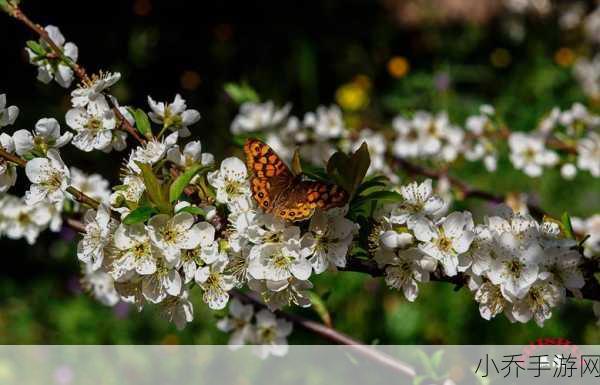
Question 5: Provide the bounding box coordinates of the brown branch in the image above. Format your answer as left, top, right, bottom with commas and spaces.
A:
66, 218, 86, 233
6, 3, 146, 145
342, 257, 600, 302
0, 147, 27, 167
230, 289, 417, 378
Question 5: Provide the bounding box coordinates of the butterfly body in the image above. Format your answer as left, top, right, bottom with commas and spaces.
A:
244, 138, 348, 222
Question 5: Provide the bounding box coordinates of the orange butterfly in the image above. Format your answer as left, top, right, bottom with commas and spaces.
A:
244, 138, 349, 222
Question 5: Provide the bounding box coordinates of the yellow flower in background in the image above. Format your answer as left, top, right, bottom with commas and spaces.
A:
490, 48, 511, 68
554, 47, 576, 68
335, 76, 370, 111
387, 56, 410, 78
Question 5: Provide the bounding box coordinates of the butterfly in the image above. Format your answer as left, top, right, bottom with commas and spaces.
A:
244, 138, 349, 222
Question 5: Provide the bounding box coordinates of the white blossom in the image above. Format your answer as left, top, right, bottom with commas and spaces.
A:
66, 98, 118, 152
0, 94, 19, 128
159, 289, 194, 330
166, 140, 214, 168
141, 257, 182, 304
195, 259, 235, 310
375, 247, 433, 302
111, 223, 162, 280
70, 167, 110, 205
252, 309, 292, 359
147, 212, 205, 264
0, 134, 18, 192
487, 232, 542, 299
13, 118, 72, 156
304, 105, 345, 140
231, 101, 290, 134
148, 94, 200, 137
389, 179, 445, 228
71, 72, 121, 108
508, 133, 558, 177
207, 157, 251, 207
24, 149, 70, 205
577, 132, 600, 177
510, 279, 564, 327
302, 209, 356, 273
217, 298, 255, 347
129, 132, 178, 172
81, 263, 120, 306
77, 205, 117, 271
414, 212, 475, 276
26, 26, 78, 88
180, 221, 223, 283
1, 195, 51, 244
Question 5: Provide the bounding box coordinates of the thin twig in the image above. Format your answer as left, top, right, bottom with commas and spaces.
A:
230, 289, 417, 378
6, 3, 146, 145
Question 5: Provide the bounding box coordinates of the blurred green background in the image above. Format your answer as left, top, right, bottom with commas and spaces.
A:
0, 0, 599, 344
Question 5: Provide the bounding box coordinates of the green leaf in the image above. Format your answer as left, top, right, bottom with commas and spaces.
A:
355, 175, 389, 196
308, 292, 332, 327
130, 108, 152, 138
291, 148, 302, 176
123, 206, 157, 225
326, 142, 371, 197
169, 164, 205, 203
136, 161, 171, 213
176, 205, 206, 216
26, 40, 46, 56
224, 82, 260, 104
561, 212, 575, 239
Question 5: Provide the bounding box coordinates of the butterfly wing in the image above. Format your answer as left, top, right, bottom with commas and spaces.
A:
244, 138, 349, 221
273, 181, 349, 222
244, 138, 293, 212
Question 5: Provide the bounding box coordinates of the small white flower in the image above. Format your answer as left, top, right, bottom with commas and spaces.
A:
303, 209, 356, 273
472, 280, 509, 321
487, 232, 542, 299
375, 247, 432, 302
129, 132, 178, 172
13, 118, 72, 156
510, 279, 564, 327
180, 221, 223, 283
508, 133, 558, 177
560, 163, 577, 180
231, 101, 291, 134
0, 94, 19, 128
147, 212, 205, 263
148, 94, 200, 137
77, 205, 117, 271
166, 140, 214, 168
390, 179, 445, 228
217, 298, 255, 347
26, 26, 78, 88
415, 212, 475, 277
141, 258, 182, 304
253, 309, 292, 358
543, 246, 584, 292
81, 263, 120, 306
110, 172, 146, 209
577, 132, 600, 177
195, 259, 235, 310
379, 230, 415, 250
1, 195, 51, 244
24, 149, 70, 205
160, 289, 194, 330
70, 167, 110, 205
249, 277, 313, 310
71, 72, 121, 108
304, 105, 345, 139
66, 97, 118, 152
207, 157, 251, 207
111, 223, 162, 279
0, 134, 18, 193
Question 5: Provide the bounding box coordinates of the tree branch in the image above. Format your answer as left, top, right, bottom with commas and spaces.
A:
229, 289, 417, 378
6, 3, 146, 145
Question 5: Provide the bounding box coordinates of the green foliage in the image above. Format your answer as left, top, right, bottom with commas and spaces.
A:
224, 82, 260, 104
25, 40, 45, 56
308, 291, 332, 327
176, 205, 206, 216
129, 108, 153, 139
326, 142, 370, 196
136, 162, 171, 214
123, 206, 157, 225
169, 164, 207, 203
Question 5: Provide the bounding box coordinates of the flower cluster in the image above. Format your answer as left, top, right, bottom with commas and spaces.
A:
373, 179, 585, 327
217, 298, 293, 358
